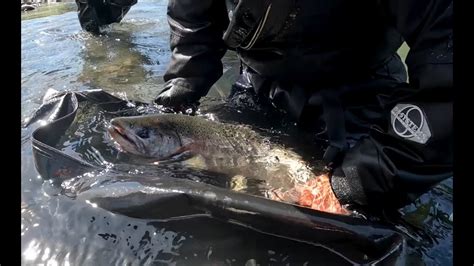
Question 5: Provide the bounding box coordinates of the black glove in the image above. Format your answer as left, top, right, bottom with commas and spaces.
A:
330, 167, 368, 207
75, 0, 136, 34
154, 78, 203, 112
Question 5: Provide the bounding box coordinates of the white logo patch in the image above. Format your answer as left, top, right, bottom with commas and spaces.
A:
390, 104, 431, 144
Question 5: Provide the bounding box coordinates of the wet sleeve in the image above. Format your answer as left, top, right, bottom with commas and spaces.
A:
163, 0, 229, 98
75, 0, 137, 34
330, 0, 453, 209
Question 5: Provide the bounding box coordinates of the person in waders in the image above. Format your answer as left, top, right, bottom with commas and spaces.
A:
75, 0, 452, 214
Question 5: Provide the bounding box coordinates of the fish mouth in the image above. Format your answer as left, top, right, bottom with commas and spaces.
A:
107, 123, 146, 155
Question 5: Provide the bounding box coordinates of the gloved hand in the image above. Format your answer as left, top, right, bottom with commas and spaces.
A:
330, 167, 368, 207
154, 78, 203, 112
76, 0, 136, 34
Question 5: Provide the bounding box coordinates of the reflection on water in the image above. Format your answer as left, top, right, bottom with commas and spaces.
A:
21, 0, 452, 265
79, 31, 150, 87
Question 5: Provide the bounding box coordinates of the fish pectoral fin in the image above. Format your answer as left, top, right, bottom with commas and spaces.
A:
230, 175, 248, 192
182, 154, 208, 169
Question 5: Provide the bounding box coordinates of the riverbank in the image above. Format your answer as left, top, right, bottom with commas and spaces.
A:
21, 2, 76, 21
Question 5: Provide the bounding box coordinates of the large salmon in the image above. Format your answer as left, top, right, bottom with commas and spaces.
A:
108, 114, 349, 215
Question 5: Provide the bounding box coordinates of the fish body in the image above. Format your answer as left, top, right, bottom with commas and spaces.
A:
108, 114, 313, 184
108, 114, 349, 215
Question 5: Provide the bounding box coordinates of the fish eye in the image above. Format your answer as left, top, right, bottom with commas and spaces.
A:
136, 128, 150, 139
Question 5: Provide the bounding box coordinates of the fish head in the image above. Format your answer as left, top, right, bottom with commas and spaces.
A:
108, 115, 186, 160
